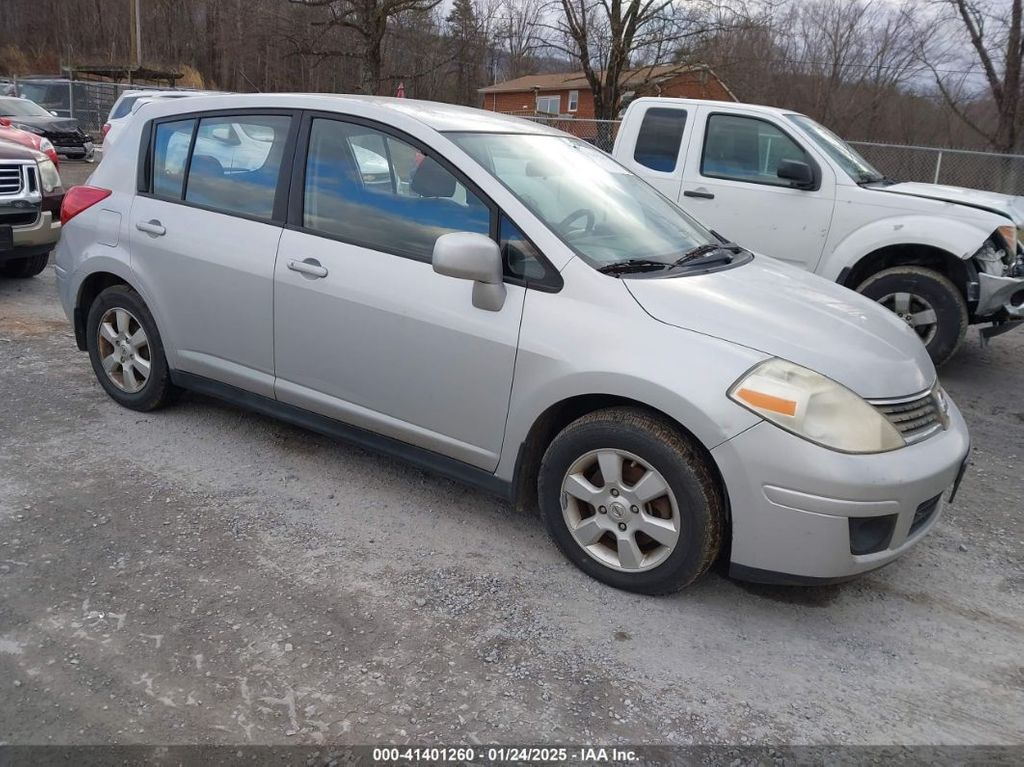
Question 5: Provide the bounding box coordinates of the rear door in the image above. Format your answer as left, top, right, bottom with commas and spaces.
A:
678, 106, 836, 270
129, 109, 297, 397
273, 114, 527, 470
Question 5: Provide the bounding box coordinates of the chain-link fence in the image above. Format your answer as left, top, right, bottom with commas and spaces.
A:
502, 112, 1024, 196
1, 77, 184, 138
847, 142, 1024, 196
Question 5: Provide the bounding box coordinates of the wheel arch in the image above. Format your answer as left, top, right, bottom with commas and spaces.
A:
510, 393, 733, 557
840, 243, 974, 305
73, 270, 135, 351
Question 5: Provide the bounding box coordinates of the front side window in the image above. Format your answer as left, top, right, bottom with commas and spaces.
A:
536, 95, 560, 114
633, 107, 687, 173
184, 114, 291, 218
303, 118, 490, 260
449, 132, 717, 271
152, 118, 195, 199
701, 114, 808, 186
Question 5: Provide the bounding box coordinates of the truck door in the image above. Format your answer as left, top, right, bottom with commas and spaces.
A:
678, 106, 836, 271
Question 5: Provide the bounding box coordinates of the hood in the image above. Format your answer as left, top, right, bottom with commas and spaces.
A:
877, 182, 1024, 226
0, 139, 44, 161
10, 115, 81, 134
625, 256, 935, 400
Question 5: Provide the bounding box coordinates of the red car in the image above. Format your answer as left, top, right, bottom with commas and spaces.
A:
0, 117, 60, 168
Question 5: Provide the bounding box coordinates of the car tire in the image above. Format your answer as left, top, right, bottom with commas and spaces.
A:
0, 253, 49, 278
86, 285, 178, 411
857, 266, 968, 366
538, 407, 723, 595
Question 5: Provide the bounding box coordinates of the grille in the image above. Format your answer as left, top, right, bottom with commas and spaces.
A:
0, 210, 38, 226
873, 390, 944, 444
0, 164, 23, 195
48, 131, 87, 146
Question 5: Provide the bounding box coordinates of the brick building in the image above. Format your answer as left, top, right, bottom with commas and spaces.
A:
478, 64, 735, 118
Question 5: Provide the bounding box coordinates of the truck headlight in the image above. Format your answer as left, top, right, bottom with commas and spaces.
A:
36, 158, 61, 194
728, 358, 905, 453
997, 224, 1018, 253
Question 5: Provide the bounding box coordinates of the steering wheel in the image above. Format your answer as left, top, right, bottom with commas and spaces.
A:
557, 208, 596, 237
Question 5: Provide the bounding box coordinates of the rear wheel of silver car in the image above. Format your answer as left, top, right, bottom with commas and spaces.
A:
538, 407, 723, 595
858, 266, 968, 366
0, 253, 49, 278
86, 285, 177, 411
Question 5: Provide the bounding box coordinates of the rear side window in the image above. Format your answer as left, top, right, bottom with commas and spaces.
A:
111, 95, 143, 120
701, 113, 808, 186
183, 115, 292, 219
152, 119, 195, 199
302, 118, 491, 260
633, 108, 687, 172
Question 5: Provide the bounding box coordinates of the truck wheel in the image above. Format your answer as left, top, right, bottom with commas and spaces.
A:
0, 254, 49, 278
857, 266, 968, 366
86, 285, 178, 411
538, 407, 722, 595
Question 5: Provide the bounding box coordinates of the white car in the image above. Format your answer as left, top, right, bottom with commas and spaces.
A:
614, 98, 1024, 364
103, 90, 215, 147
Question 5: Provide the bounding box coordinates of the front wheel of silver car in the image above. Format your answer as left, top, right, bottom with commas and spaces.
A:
538, 407, 723, 594
86, 285, 178, 411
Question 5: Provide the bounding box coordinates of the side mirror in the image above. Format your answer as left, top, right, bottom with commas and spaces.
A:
433, 232, 506, 312
49, 110, 59, 117
777, 159, 814, 188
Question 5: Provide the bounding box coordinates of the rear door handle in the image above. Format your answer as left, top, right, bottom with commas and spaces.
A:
135, 219, 166, 236
683, 190, 715, 200
287, 258, 328, 279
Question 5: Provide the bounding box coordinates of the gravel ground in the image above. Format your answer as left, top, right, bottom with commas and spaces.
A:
0, 160, 1022, 746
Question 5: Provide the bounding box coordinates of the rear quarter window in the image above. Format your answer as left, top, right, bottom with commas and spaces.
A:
633, 108, 687, 172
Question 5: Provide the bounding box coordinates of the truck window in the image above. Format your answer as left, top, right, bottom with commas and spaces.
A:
701, 114, 808, 186
633, 108, 687, 173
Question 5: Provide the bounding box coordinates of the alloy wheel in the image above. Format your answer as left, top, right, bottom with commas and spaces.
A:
560, 448, 680, 572
878, 291, 939, 345
97, 307, 151, 394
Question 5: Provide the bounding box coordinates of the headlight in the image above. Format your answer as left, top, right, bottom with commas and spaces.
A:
14, 123, 43, 134
36, 159, 61, 194
997, 224, 1018, 253
728, 358, 905, 454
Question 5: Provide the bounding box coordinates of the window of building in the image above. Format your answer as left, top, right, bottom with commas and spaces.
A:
567, 90, 579, 113
535, 95, 560, 114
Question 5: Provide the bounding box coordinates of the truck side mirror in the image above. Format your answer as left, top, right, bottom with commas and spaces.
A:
777, 159, 814, 189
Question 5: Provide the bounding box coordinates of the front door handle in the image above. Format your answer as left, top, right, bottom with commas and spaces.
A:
683, 190, 715, 200
136, 219, 166, 236
287, 258, 328, 279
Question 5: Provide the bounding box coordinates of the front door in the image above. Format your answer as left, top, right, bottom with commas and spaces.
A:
129, 111, 295, 397
679, 108, 836, 271
273, 115, 524, 470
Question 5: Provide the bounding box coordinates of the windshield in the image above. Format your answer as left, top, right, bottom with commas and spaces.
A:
448, 133, 718, 270
787, 114, 884, 184
0, 97, 52, 118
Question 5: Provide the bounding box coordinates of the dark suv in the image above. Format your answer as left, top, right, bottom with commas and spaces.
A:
0, 96, 95, 162
0, 141, 64, 278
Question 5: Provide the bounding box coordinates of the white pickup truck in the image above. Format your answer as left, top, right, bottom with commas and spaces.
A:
612, 97, 1024, 364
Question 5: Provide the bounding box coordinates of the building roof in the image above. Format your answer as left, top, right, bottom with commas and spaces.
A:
478, 64, 715, 94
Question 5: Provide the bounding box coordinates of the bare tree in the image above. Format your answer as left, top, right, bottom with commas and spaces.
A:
494, 0, 547, 80
920, 0, 1023, 151
548, 0, 697, 120
289, 0, 443, 94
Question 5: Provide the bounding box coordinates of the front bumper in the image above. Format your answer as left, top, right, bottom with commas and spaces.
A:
712, 400, 970, 582
1, 211, 61, 262
976, 271, 1024, 319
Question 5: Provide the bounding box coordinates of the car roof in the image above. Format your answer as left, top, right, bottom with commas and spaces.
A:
136, 93, 564, 135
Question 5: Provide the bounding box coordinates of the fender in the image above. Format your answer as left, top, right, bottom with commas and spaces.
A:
817, 214, 996, 284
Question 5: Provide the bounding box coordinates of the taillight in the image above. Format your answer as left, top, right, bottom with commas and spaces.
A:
60, 185, 112, 225
102, 123, 111, 139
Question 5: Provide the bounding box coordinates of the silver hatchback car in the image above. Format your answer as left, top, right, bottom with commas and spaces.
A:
55, 95, 970, 594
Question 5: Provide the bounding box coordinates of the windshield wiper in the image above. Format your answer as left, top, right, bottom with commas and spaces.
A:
596, 259, 671, 276
672, 242, 743, 268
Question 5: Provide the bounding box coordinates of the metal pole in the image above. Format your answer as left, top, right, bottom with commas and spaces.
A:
933, 150, 943, 184
130, 0, 142, 69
